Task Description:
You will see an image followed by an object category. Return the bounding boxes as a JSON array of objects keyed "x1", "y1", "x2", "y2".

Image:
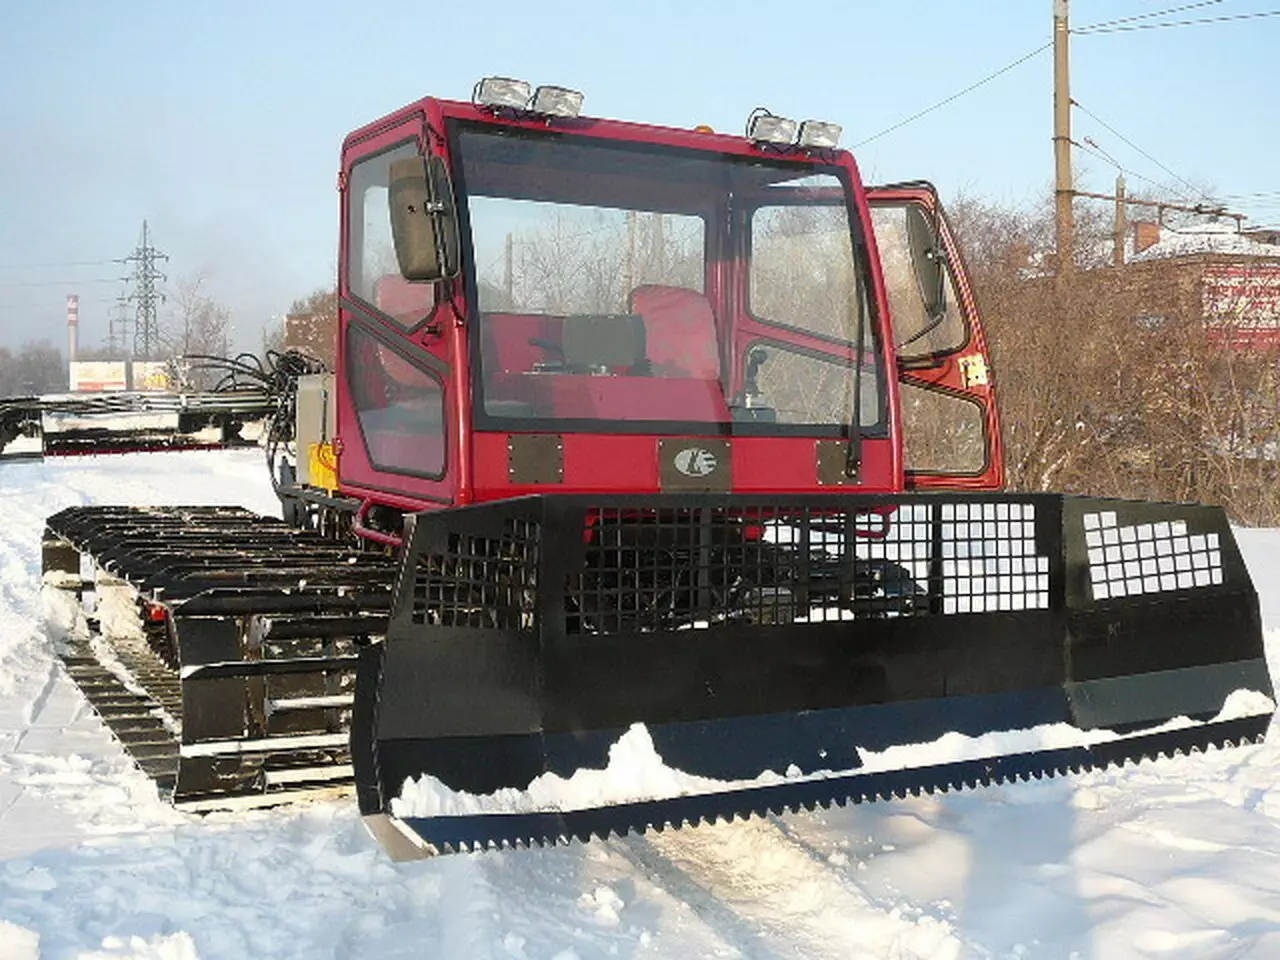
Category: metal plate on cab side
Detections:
[
  {"x1": 659, "y1": 438, "x2": 731, "y2": 491},
  {"x1": 508, "y1": 434, "x2": 564, "y2": 485},
  {"x1": 817, "y1": 439, "x2": 860, "y2": 485}
]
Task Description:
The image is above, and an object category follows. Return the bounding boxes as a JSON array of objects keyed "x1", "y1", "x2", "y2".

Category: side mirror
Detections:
[
  {"x1": 388, "y1": 156, "x2": 460, "y2": 283},
  {"x1": 389, "y1": 157, "x2": 440, "y2": 281},
  {"x1": 906, "y1": 205, "x2": 947, "y2": 321}
]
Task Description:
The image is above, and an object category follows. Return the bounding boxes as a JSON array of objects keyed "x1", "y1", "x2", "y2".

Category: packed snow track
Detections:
[{"x1": 2, "y1": 450, "x2": 1280, "y2": 958}]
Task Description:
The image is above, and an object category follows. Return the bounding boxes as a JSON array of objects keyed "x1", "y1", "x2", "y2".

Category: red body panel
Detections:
[{"x1": 471, "y1": 432, "x2": 897, "y2": 498}]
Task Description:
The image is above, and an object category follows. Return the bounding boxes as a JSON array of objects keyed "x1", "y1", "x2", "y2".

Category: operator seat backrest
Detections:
[
  {"x1": 561, "y1": 315, "x2": 647, "y2": 370},
  {"x1": 481, "y1": 313, "x2": 557, "y2": 373},
  {"x1": 629, "y1": 285, "x2": 720, "y2": 378},
  {"x1": 373, "y1": 274, "x2": 435, "y2": 328}
]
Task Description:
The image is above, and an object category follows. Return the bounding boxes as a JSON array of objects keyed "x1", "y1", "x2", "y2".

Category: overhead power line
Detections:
[
  {"x1": 0, "y1": 298, "x2": 118, "y2": 311},
  {"x1": 1079, "y1": 135, "x2": 1124, "y2": 172},
  {"x1": 1071, "y1": 99, "x2": 1210, "y2": 203},
  {"x1": 1076, "y1": 0, "x2": 1223, "y2": 33},
  {"x1": 1074, "y1": 139, "x2": 1197, "y2": 205},
  {"x1": 1073, "y1": 139, "x2": 1173, "y2": 194},
  {"x1": 1075, "y1": 137, "x2": 1198, "y2": 203},
  {"x1": 0, "y1": 277, "x2": 125, "y2": 288},
  {"x1": 0, "y1": 259, "x2": 120, "y2": 271},
  {"x1": 855, "y1": 42, "x2": 1052, "y2": 147},
  {"x1": 1075, "y1": 9, "x2": 1280, "y2": 34}
]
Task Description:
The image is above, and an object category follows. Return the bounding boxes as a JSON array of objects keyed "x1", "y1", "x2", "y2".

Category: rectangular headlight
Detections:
[
  {"x1": 531, "y1": 85, "x2": 584, "y2": 118},
  {"x1": 747, "y1": 113, "x2": 797, "y2": 146},
  {"x1": 475, "y1": 77, "x2": 531, "y2": 110},
  {"x1": 797, "y1": 120, "x2": 842, "y2": 149}
]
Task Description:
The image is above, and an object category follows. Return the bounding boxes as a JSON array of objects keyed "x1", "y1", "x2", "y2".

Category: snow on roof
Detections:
[{"x1": 1131, "y1": 222, "x2": 1280, "y2": 262}]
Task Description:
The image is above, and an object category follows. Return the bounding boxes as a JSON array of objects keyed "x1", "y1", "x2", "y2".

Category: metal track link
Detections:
[
  {"x1": 44, "y1": 504, "x2": 396, "y2": 810},
  {"x1": 58, "y1": 637, "x2": 180, "y2": 789}
]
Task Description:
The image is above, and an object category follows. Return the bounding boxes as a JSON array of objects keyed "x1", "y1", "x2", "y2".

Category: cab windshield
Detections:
[{"x1": 452, "y1": 122, "x2": 884, "y2": 436}]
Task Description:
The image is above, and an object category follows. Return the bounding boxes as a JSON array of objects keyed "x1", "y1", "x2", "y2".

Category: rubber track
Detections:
[
  {"x1": 400, "y1": 714, "x2": 1269, "y2": 854},
  {"x1": 45, "y1": 504, "x2": 395, "y2": 808}
]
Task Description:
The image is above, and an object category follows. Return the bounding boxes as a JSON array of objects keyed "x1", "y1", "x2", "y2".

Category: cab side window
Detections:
[
  {"x1": 346, "y1": 324, "x2": 446, "y2": 478},
  {"x1": 870, "y1": 205, "x2": 968, "y2": 360},
  {"x1": 348, "y1": 142, "x2": 437, "y2": 329}
]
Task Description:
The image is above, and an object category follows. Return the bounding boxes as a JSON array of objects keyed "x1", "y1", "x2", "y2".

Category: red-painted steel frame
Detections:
[{"x1": 333, "y1": 97, "x2": 1006, "y2": 521}]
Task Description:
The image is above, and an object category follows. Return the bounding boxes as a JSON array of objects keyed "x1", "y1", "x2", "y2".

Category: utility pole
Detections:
[
  {"x1": 1054, "y1": 0, "x2": 1074, "y2": 274},
  {"x1": 1113, "y1": 174, "x2": 1127, "y2": 268},
  {"x1": 122, "y1": 220, "x2": 168, "y2": 360}
]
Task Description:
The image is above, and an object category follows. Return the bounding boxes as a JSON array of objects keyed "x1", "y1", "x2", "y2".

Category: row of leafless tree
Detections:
[
  {"x1": 0, "y1": 341, "x2": 67, "y2": 396},
  {"x1": 950, "y1": 195, "x2": 1280, "y2": 525},
  {"x1": 76, "y1": 275, "x2": 233, "y2": 365}
]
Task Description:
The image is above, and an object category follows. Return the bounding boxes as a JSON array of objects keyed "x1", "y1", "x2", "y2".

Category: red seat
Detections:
[
  {"x1": 629, "y1": 285, "x2": 720, "y2": 379},
  {"x1": 481, "y1": 313, "x2": 558, "y2": 373},
  {"x1": 374, "y1": 274, "x2": 435, "y2": 327}
]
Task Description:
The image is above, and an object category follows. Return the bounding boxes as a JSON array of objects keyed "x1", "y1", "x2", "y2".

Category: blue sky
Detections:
[{"x1": 1, "y1": 0, "x2": 1277, "y2": 353}]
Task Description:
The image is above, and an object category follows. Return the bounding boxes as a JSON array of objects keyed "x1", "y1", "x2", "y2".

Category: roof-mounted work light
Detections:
[
  {"x1": 530, "y1": 85, "x2": 584, "y2": 118},
  {"x1": 746, "y1": 109, "x2": 797, "y2": 146},
  {"x1": 474, "y1": 77, "x2": 532, "y2": 110},
  {"x1": 797, "y1": 120, "x2": 843, "y2": 149}
]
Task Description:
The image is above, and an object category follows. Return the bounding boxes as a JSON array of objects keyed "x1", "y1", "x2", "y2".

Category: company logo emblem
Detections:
[{"x1": 673, "y1": 446, "x2": 718, "y2": 477}]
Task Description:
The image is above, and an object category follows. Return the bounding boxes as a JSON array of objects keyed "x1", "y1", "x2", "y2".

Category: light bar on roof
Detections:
[
  {"x1": 475, "y1": 77, "x2": 532, "y2": 110},
  {"x1": 797, "y1": 120, "x2": 842, "y2": 149},
  {"x1": 531, "y1": 85, "x2": 584, "y2": 118},
  {"x1": 746, "y1": 110, "x2": 797, "y2": 146}
]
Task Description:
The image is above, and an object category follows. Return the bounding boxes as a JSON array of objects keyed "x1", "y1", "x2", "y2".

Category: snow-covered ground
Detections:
[{"x1": 2, "y1": 449, "x2": 1280, "y2": 959}]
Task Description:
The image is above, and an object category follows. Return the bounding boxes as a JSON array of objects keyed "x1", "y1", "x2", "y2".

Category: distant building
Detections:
[{"x1": 1093, "y1": 221, "x2": 1280, "y2": 349}]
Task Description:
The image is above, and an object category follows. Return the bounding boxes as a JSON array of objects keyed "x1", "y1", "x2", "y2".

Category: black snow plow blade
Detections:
[{"x1": 353, "y1": 492, "x2": 1275, "y2": 859}]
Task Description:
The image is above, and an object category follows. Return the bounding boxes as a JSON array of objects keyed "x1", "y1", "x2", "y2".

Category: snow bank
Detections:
[
  {"x1": 1132, "y1": 221, "x2": 1280, "y2": 261},
  {"x1": 393, "y1": 724, "x2": 754, "y2": 819}
]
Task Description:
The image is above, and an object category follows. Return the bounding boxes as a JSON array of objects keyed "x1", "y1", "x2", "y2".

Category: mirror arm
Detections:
[
  {"x1": 897, "y1": 353, "x2": 946, "y2": 373},
  {"x1": 897, "y1": 307, "x2": 946, "y2": 352}
]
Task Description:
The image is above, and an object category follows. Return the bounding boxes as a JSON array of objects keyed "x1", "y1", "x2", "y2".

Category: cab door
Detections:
[
  {"x1": 867, "y1": 183, "x2": 1004, "y2": 490},
  {"x1": 338, "y1": 116, "x2": 459, "y2": 509}
]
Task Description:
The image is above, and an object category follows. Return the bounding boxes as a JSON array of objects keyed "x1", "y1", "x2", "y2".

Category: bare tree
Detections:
[
  {"x1": 0, "y1": 340, "x2": 67, "y2": 396},
  {"x1": 283, "y1": 287, "x2": 338, "y2": 367},
  {"x1": 261, "y1": 317, "x2": 286, "y2": 357},
  {"x1": 483, "y1": 208, "x2": 702, "y2": 316},
  {"x1": 165, "y1": 274, "x2": 232, "y2": 360},
  {"x1": 949, "y1": 190, "x2": 1280, "y2": 524}
]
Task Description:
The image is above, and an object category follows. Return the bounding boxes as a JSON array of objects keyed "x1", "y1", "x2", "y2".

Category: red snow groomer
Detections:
[{"x1": 42, "y1": 80, "x2": 1273, "y2": 858}]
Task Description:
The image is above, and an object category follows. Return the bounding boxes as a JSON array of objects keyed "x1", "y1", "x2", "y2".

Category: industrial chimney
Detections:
[{"x1": 66, "y1": 294, "x2": 79, "y2": 364}]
